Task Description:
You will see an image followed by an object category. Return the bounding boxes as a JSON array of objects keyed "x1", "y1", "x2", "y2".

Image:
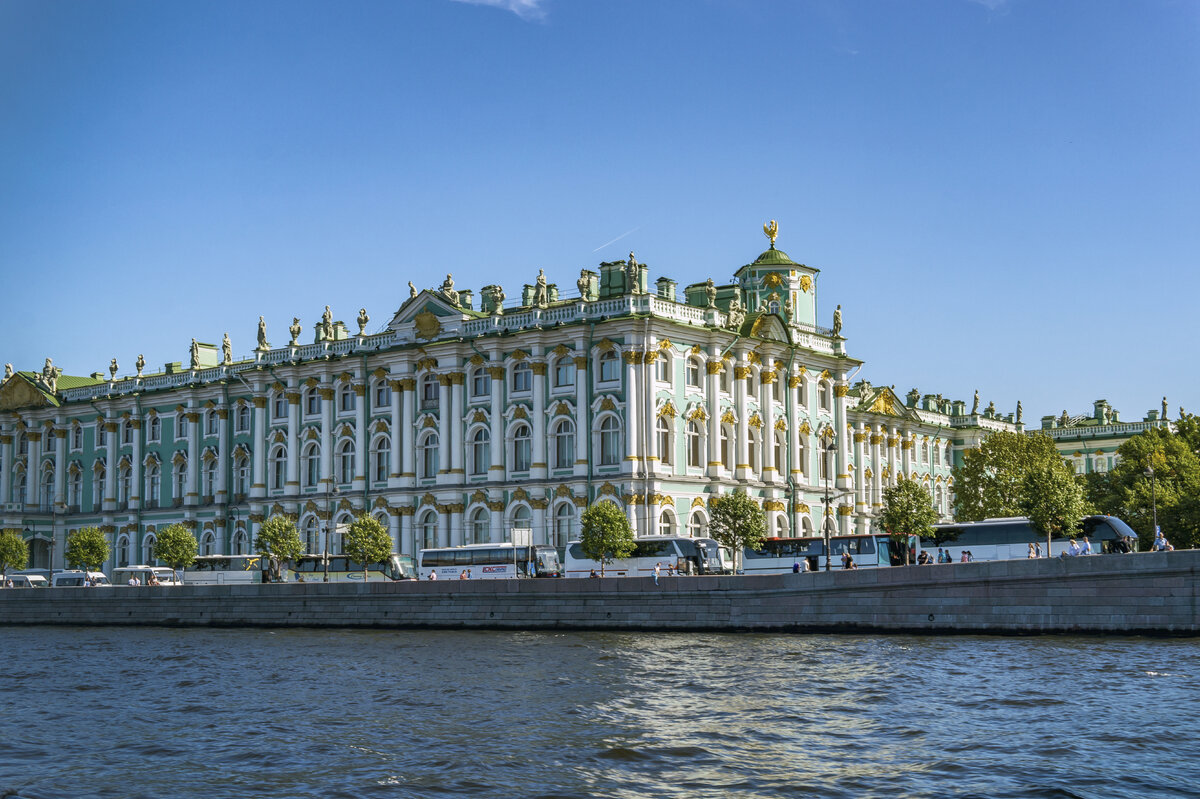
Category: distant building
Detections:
[
  {"x1": 0, "y1": 224, "x2": 1017, "y2": 572},
  {"x1": 1034, "y1": 398, "x2": 1175, "y2": 475}
]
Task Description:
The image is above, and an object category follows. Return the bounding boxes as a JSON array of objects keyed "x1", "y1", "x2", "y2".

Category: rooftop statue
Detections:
[
  {"x1": 1016, "y1": 400, "x2": 1023, "y2": 423},
  {"x1": 257, "y1": 316, "x2": 269, "y2": 350},
  {"x1": 109, "y1": 358, "x2": 118, "y2": 379},
  {"x1": 357, "y1": 308, "x2": 370, "y2": 336},
  {"x1": 408, "y1": 281, "x2": 417, "y2": 299},
  {"x1": 986, "y1": 400, "x2": 995, "y2": 416},
  {"x1": 440, "y1": 274, "x2": 460, "y2": 306},
  {"x1": 763, "y1": 219, "x2": 779, "y2": 247},
  {"x1": 833, "y1": 305, "x2": 842, "y2": 337},
  {"x1": 321, "y1": 305, "x2": 334, "y2": 341},
  {"x1": 576, "y1": 269, "x2": 592, "y2": 301},
  {"x1": 488, "y1": 284, "x2": 505, "y2": 315},
  {"x1": 626, "y1": 252, "x2": 639, "y2": 295},
  {"x1": 42, "y1": 358, "x2": 59, "y2": 394},
  {"x1": 726, "y1": 294, "x2": 745, "y2": 331},
  {"x1": 222, "y1": 333, "x2": 232, "y2": 365},
  {"x1": 1163, "y1": 396, "x2": 1169, "y2": 419},
  {"x1": 704, "y1": 278, "x2": 716, "y2": 308},
  {"x1": 289, "y1": 317, "x2": 302, "y2": 346},
  {"x1": 971, "y1": 390, "x2": 980, "y2": 415},
  {"x1": 533, "y1": 269, "x2": 549, "y2": 308},
  {"x1": 136, "y1": 354, "x2": 145, "y2": 378},
  {"x1": 189, "y1": 338, "x2": 200, "y2": 370},
  {"x1": 3, "y1": 363, "x2": 11, "y2": 380}
]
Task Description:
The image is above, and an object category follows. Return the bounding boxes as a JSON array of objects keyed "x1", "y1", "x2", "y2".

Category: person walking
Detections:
[
  {"x1": 1027, "y1": 543, "x2": 1037, "y2": 559},
  {"x1": 1080, "y1": 536, "x2": 1092, "y2": 555},
  {"x1": 653, "y1": 562, "x2": 661, "y2": 585},
  {"x1": 1152, "y1": 529, "x2": 1168, "y2": 551}
]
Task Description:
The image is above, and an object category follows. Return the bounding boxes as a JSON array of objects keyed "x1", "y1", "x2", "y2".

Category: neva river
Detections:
[{"x1": 0, "y1": 628, "x2": 1197, "y2": 799}]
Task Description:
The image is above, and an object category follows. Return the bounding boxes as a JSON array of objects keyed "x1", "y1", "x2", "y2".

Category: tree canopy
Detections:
[
  {"x1": 154, "y1": 524, "x2": 198, "y2": 581},
  {"x1": 952, "y1": 431, "x2": 1066, "y2": 521},
  {"x1": 708, "y1": 492, "x2": 766, "y2": 574},
  {"x1": 255, "y1": 514, "x2": 303, "y2": 582},
  {"x1": 0, "y1": 529, "x2": 28, "y2": 577},
  {"x1": 343, "y1": 514, "x2": 394, "y2": 581},
  {"x1": 1021, "y1": 460, "x2": 1089, "y2": 551},
  {"x1": 578, "y1": 502, "x2": 635, "y2": 576},
  {"x1": 880, "y1": 478, "x2": 939, "y2": 565},
  {"x1": 65, "y1": 527, "x2": 109, "y2": 571}
]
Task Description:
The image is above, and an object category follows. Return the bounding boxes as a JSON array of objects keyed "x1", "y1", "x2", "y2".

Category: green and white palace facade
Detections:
[{"x1": 0, "y1": 226, "x2": 1019, "y2": 571}]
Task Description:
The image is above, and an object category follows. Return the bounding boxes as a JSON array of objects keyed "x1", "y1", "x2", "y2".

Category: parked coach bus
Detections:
[
  {"x1": 183, "y1": 554, "x2": 266, "y2": 585},
  {"x1": 418, "y1": 543, "x2": 561, "y2": 580},
  {"x1": 930, "y1": 515, "x2": 1139, "y2": 561},
  {"x1": 563, "y1": 535, "x2": 729, "y2": 578},
  {"x1": 288, "y1": 554, "x2": 414, "y2": 582},
  {"x1": 742, "y1": 534, "x2": 896, "y2": 574}
]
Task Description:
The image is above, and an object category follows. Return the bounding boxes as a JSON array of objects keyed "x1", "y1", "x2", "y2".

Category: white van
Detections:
[
  {"x1": 4, "y1": 573, "x2": 49, "y2": 588},
  {"x1": 50, "y1": 570, "x2": 112, "y2": 587},
  {"x1": 111, "y1": 566, "x2": 181, "y2": 586}
]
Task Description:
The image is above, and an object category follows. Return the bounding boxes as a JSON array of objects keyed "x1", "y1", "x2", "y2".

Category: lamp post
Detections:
[
  {"x1": 324, "y1": 485, "x2": 339, "y2": 583},
  {"x1": 1144, "y1": 465, "x2": 1158, "y2": 538},
  {"x1": 822, "y1": 438, "x2": 836, "y2": 571}
]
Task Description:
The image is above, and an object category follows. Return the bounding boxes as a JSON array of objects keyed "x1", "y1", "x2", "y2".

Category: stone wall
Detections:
[{"x1": 2, "y1": 551, "x2": 1196, "y2": 634}]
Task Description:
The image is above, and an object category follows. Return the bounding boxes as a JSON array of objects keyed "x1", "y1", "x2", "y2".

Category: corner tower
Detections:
[{"x1": 733, "y1": 220, "x2": 820, "y2": 328}]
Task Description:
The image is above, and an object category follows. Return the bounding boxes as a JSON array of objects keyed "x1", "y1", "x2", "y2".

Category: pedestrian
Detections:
[
  {"x1": 842, "y1": 551, "x2": 853, "y2": 569},
  {"x1": 654, "y1": 562, "x2": 661, "y2": 585},
  {"x1": 792, "y1": 560, "x2": 801, "y2": 574},
  {"x1": 1035, "y1": 542, "x2": 1042, "y2": 558},
  {"x1": 666, "y1": 562, "x2": 675, "y2": 577},
  {"x1": 960, "y1": 551, "x2": 969, "y2": 563},
  {"x1": 428, "y1": 571, "x2": 437, "y2": 581},
  {"x1": 1080, "y1": 536, "x2": 1092, "y2": 555},
  {"x1": 466, "y1": 569, "x2": 472, "y2": 579},
  {"x1": 459, "y1": 569, "x2": 467, "y2": 580},
  {"x1": 1152, "y1": 530, "x2": 1167, "y2": 551},
  {"x1": 1027, "y1": 543, "x2": 1036, "y2": 559},
  {"x1": 589, "y1": 569, "x2": 598, "y2": 578},
  {"x1": 128, "y1": 575, "x2": 139, "y2": 586}
]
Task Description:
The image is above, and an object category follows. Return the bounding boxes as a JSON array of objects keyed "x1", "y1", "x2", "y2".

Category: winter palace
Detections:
[{"x1": 0, "y1": 224, "x2": 1021, "y2": 572}]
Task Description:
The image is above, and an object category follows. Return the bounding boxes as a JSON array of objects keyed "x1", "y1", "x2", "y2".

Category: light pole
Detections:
[
  {"x1": 1144, "y1": 465, "x2": 1158, "y2": 538},
  {"x1": 324, "y1": 485, "x2": 339, "y2": 583},
  {"x1": 823, "y1": 438, "x2": 836, "y2": 571}
]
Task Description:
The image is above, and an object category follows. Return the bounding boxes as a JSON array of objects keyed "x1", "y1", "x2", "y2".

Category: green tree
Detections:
[
  {"x1": 952, "y1": 431, "x2": 1064, "y2": 521},
  {"x1": 1020, "y1": 460, "x2": 1090, "y2": 554},
  {"x1": 344, "y1": 514, "x2": 394, "y2": 582},
  {"x1": 880, "y1": 478, "x2": 939, "y2": 565},
  {"x1": 154, "y1": 523, "x2": 198, "y2": 583},
  {"x1": 0, "y1": 529, "x2": 29, "y2": 577},
  {"x1": 255, "y1": 514, "x2": 303, "y2": 582},
  {"x1": 708, "y1": 492, "x2": 767, "y2": 574},
  {"x1": 65, "y1": 526, "x2": 110, "y2": 571},
  {"x1": 1085, "y1": 426, "x2": 1200, "y2": 549},
  {"x1": 578, "y1": 501, "x2": 635, "y2": 576}
]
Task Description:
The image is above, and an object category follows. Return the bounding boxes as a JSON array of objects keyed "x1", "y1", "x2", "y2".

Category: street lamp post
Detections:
[
  {"x1": 324, "y1": 485, "x2": 339, "y2": 583},
  {"x1": 823, "y1": 439, "x2": 836, "y2": 572},
  {"x1": 1144, "y1": 465, "x2": 1158, "y2": 537}
]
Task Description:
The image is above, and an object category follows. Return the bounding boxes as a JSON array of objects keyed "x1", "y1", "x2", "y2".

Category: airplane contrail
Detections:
[{"x1": 591, "y1": 226, "x2": 641, "y2": 252}]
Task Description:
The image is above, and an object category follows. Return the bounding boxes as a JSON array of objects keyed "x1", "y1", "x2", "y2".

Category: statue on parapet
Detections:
[
  {"x1": 704, "y1": 278, "x2": 716, "y2": 309},
  {"x1": 725, "y1": 294, "x2": 745, "y2": 331},
  {"x1": 289, "y1": 318, "x2": 301, "y2": 346},
  {"x1": 222, "y1": 333, "x2": 232, "y2": 365},
  {"x1": 3, "y1": 363, "x2": 11, "y2": 380},
  {"x1": 1016, "y1": 400, "x2": 1023, "y2": 423},
  {"x1": 136, "y1": 354, "x2": 145, "y2": 378},
  {"x1": 41, "y1": 358, "x2": 59, "y2": 394},
  {"x1": 1163, "y1": 396, "x2": 1169, "y2": 419},
  {"x1": 321, "y1": 305, "x2": 334, "y2": 341},
  {"x1": 257, "y1": 316, "x2": 270, "y2": 350},
  {"x1": 440, "y1": 274, "x2": 460, "y2": 306},
  {"x1": 971, "y1": 390, "x2": 980, "y2": 415},
  {"x1": 487, "y1": 284, "x2": 505, "y2": 315},
  {"x1": 532, "y1": 269, "x2": 549, "y2": 308},
  {"x1": 832, "y1": 305, "x2": 843, "y2": 337},
  {"x1": 408, "y1": 281, "x2": 417, "y2": 299},
  {"x1": 189, "y1": 339, "x2": 200, "y2": 370},
  {"x1": 357, "y1": 308, "x2": 370, "y2": 336},
  {"x1": 576, "y1": 270, "x2": 592, "y2": 301},
  {"x1": 109, "y1": 358, "x2": 118, "y2": 380},
  {"x1": 626, "y1": 252, "x2": 639, "y2": 295}
]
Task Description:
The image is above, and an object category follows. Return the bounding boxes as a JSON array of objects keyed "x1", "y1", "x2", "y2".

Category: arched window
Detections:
[
  {"x1": 336, "y1": 440, "x2": 354, "y2": 484},
  {"x1": 303, "y1": 516, "x2": 320, "y2": 553},
  {"x1": 117, "y1": 466, "x2": 130, "y2": 504},
  {"x1": 509, "y1": 505, "x2": 532, "y2": 544},
  {"x1": 802, "y1": 516, "x2": 814, "y2": 535},
  {"x1": 144, "y1": 464, "x2": 159, "y2": 508},
  {"x1": 418, "y1": 433, "x2": 439, "y2": 479},
  {"x1": 471, "y1": 367, "x2": 491, "y2": 398},
  {"x1": 921, "y1": 441, "x2": 929, "y2": 463},
  {"x1": 116, "y1": 535, "x2": 131, "y2": 568},
  {"x1": 233, "y1": 456, "x2": 249, "y2": 497},
  {"x1": 686, "y1": 421, "x2": 702, "y2": 468},
  {"x1": 231, "y1": 527, "x2": 248, "y2": 556},
  {"x1": 175, "y1": 415, "x2": 187, "y2": 439},
  {"x1": 511, "y1": 423, "x2": 532, "y2": 472},
  {"x1": 236, "y1": 405, "x2": 250, "y2": 432},
  {"x1": 203, "y1": 460, "x2": 216, "y2": 498},
  {"x1": 421, "y1": 375, "x2": 439, "y2": 409},
  {"x1": 173, "y1": 460, "x2": 188, "y2": 502},
  {"x1": 123, "y1": 420, "x2": 134, "y2": 444},
  {"x1": 41, "y1": 470, "x2": 55, "y2": 511},
  {"x1": 143, "y1": 534, "x2": 158, "y2": 566},
  {"x1": 71, "y1": 425, "x2": 83, "y2": 449},
  {"x1": 470, "y1": 507, "x2": 489, "y2": 545},
  {"x1": 933, "y1": 443, "x2": 941, "y2": 466},
  {"x1": 374, "y1": 380, "x2": 391, "y2": 408},
  {"x1": 774, "y1": 438, "x2": 784, "y2": 474},
  {"x1": 206, "y1": 410, "x2": 219, "y2": 436},
  {"x1": 818, "y1": 381, "x2": 831, "y2": 411},
  {"x1": 720, "y1": 424, "x2": 732, "y2": 471},
  {"x1": 656, "y1": 353, "x2": 671, "y2": 384},
  {"x1": 775, "y1": 515, "x2": 789, "y2": 537},
  {"x1": 149, "y1": 416, "x2": 161, "y2": 441},
  {"x1": 552, "y1": 419, "x2": 574, "y2": 470},
  {"x1": 719, "y1": 366, "x2": 730, "y2": 394},
  {"x1": 419, "y1": 510, "x2": 438, "y2": 550},
  {"x1": 305, "y1": 388, "x2": 321, "y2": 416},
  {"x1": 303, "y1": 443, "x2": 320, "y2": 488},
  {"x1": 554, "y1": 357, "x2": 575, "y2": 389},
  {"x1": 598, "y1": 416, "x2": 620, "y2": 466},
  {"x1": 17, "y1": 434, "x2": 27, "y2": 455},
  {"x1": 469, "y1": 428, "x2": 490, "y2": 476},
  {"x1": 339, "y1": 384, "x2": 356, "y2": 413},
  {"x1": 273, "y1": 393, "x2": 287, "y2": 419},
  {"x1": 200, "y1": 531, "x2": 216, "y2": 557},
  {"x1": 511, "y1": 362, "x2": 532, "y2": 394},
  {"x1": 796, "y1": 377, "x2": 808, "y2": 407},
  {"x1": 659, "y1": 508, "x2": 676, "y2": 537},
  {"x1": 69, "y1": 469, "x2": 83, "y2": 509},
  {"x1": 819, "y1": 443, "x2": 832, "y2": 482},
  {"x1": 372, "y1": 436, "x2": 390, "y2": 482},
  {"x1": 10, "y1": 471, "x2": 24, "y2": 507},
  {"x1": 598, "y1": 350, "x2": 619, "y2": 383},
  {"x1": 772, "y1": 376, "x2": 784, "y2": 403},
  {"x1": 271, "y1": 447, "x2": 286, "y2": 491},
  {"x1": 656, "y1": 417, "x2": 672, "y2": 466},
  {"x1": 90, "y1": 466, "x2": 102, "y2": 510},
  {"x1": 748, "y1": 430, "x2": 759, "y2": 476},
  {"x1": 688, "y1": 511, "x2": 707, "y2": 538},
  {"x1": 797, "y1": 439, "x2": 808, "y2": 477},
  {"x1": 553, "y1": 504, "x2": 575, "y2": 550},
  {"x1": 686, "y1": 358, "x2": 702, "y2": 388}
]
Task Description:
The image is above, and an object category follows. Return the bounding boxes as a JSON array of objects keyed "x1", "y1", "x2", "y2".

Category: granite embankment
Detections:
[{"x1": 2, "y1": 550, "x2": 1196, "y2": 634}]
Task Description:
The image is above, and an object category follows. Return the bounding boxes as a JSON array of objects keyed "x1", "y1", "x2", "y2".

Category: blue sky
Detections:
[{"x1": 1, "y1": 0, "x2": 1197, "y2": 424}]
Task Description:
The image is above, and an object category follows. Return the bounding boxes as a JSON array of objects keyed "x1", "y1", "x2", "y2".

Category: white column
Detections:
[
  {"x1": 644, "y1": 353, "x2": 659, "y2": 473},
  {"x1": 573, "y1": 355, "x2": 589, "y2": 477},
  {"x1": 388, "y1": 378, "x2": 403, "y2": 487},
  {"x1": 489, "y1": 500, "x2": 504, "y2": 543},
  {"x1": 436, "y1": 375, "x2": 451, "y2": 483},
  {"x1": 734, "y1": 360, "x2": 749, "y2": 480},
  {"x1": 251, "y1": 396, "x2": 267, "y2": 498},
  {"x1": 54, "y1": 429, "x2": 67, "y2": 508},
  {"x1": 186, "y1": 409, "x2": 200, "y2": 505},
  {"x1": 788, "y1": 372, "x2": 801, "y2": 485},
  {"x1": 707, "y1": 352, "x2": 721, "y2": 479},
  {"x1": 488, "y1": 366, "x2": 505, "y2": 480},
  {"x1": 27, "y1": 432, "x2": 42, "y2": 507},
  {"x1": 834, "y1": 382, "x2": 851, "y2": 534},
  {"x1": 285, "y1": 390, "x2": 300, "y2": 493},
  {"x1": 215, "y1": 408, "x2": 229, "y2": 504},
  {"x1": 450, "y1": 505, "x2": 463, "y2": 547},
  {"x1": 530, "y1": 363, "x2": 547, "y2": 479},
  {"x1": 400, "y1": 377, "x2": 416, "y2": 485},
  {"x1": 450, "y1": 373, "x2": 465, "y2": 479},
  {"x1": 901, "y1": 429, "x2": 912, "y2": 482},
  {"x1": 0, "y1": 430, "x2": 12, "y2": 505},
  {"x1": 623, "y1": 350, "x2": 639, "y2": 475},
  {"x1": 761, "y1": 376, "x2": 776, "y2": 484},
  {"x1": 388, "y1": 511, "x2": 401, "y2": 555},
  {"x1": 104, "y1": 421, "x2": 118, "y2": 510},
  {"x1": 398, "y1": 510, "x2": 412, "y2": 558},
  {"x1": 320, "y1": 385, "x2": 334, "y2": 488},
  {"x1": 870, "y1": 427, "x2": 883, "y2": 517},
  {"x1": 854, "y1": 424, "x2": 867, "y2": 533},
  {"x1": 353, "y1": 383, "x2": 367, "y2": 490},
  {"x1": 129, "y1": 420, "x2": 142, "y2": 509}
]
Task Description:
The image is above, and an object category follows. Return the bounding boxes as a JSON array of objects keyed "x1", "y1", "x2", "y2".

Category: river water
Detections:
[{"x1": 0, "y1": 628, "x2": 1197, "y2": 798}]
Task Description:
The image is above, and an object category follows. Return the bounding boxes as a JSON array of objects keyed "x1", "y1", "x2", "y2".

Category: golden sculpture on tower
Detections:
[{"x1": 763, "y1": 219, "x2": 779, "y2": 247}]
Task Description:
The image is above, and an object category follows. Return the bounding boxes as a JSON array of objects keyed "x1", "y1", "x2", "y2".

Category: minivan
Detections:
[{"x1": 50, "y1": 570, "x2": 112, "y2": 587}]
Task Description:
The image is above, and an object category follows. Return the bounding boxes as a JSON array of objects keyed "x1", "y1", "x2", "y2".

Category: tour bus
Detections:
[
  {"x1": 563, "y1": 535, "x2": 729, "y2": 578},
  {"x1": 741, "y1": 534, "x2": 895, "y2": 575},
  {"x1": 183, "y1": 554, "x2": 267, "y2": 585},
  {"x1": 928, "y1": 515, "x2": 1139, "y2": 561},
  {"x1": 112, "y1": 566, "x2": 181, "y2": 586},
  {"x1": 418, "y1": 543, "x2": 561, "y2": 580},
  {"x1": 288, "y1": 553, "x2": 413, "y2": 582}
]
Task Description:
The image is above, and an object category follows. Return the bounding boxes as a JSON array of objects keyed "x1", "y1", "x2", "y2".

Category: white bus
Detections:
[
  {"x1": 741, "y1": 534, "x2": 895, "y2": 575},
  {"x1": 112, "y1": 566, "x2": 180, "y2": 586},
  {"x1": 418, "y1": 543, "x2": 561, "y2": 580},
  {"x1": 563, "y1": 535, "x2": 729, "y2": 578},
  {"x1": 929, "y1": 515, "x2": 1139, "y2": 561},
  {"x1": 288, "y1": 553, "x2": 413, "y2": 582},
  {"x1": 183, "y1": 555, "x2": 266, "y2": 585}
]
